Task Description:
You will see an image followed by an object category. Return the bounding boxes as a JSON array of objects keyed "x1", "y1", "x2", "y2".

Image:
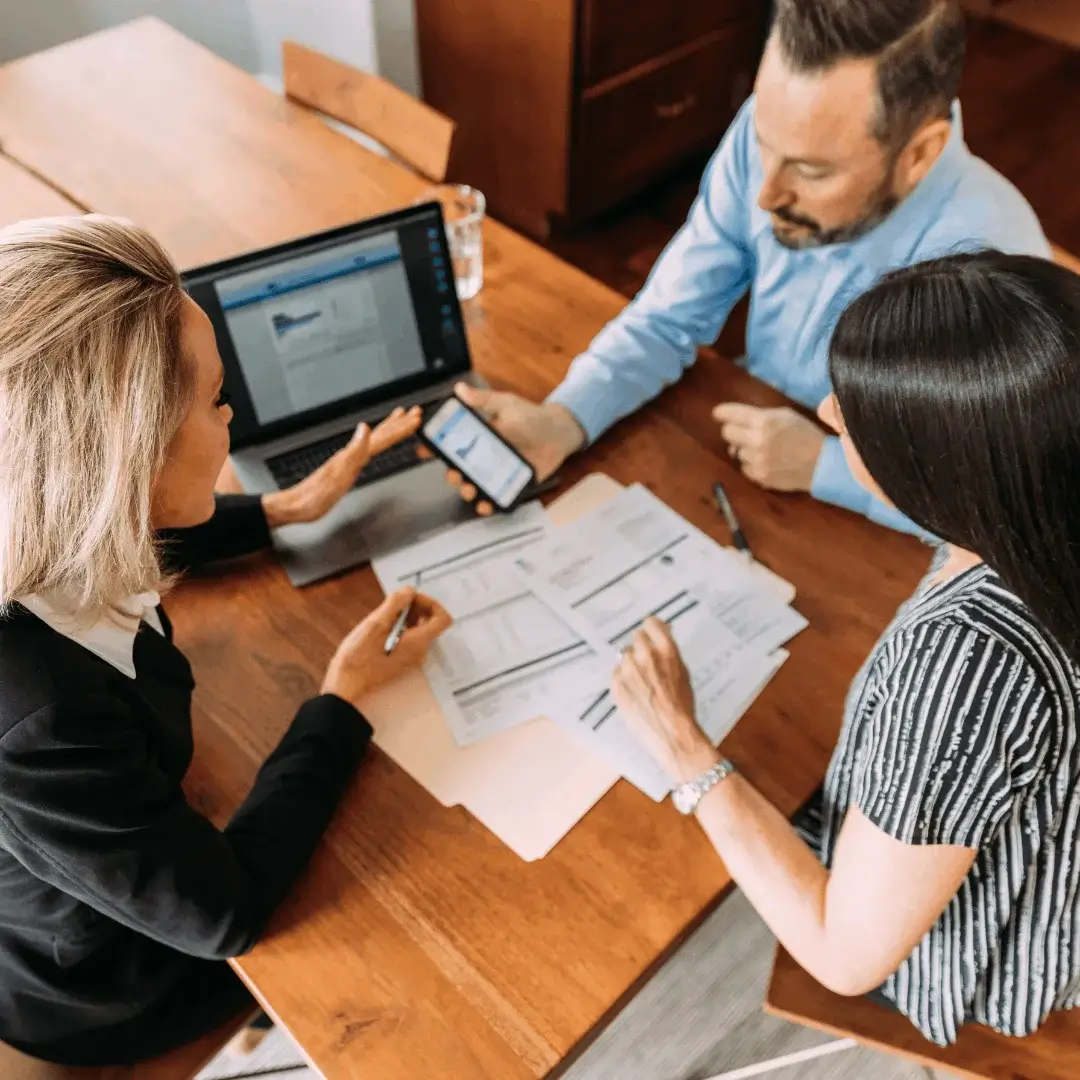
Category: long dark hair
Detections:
[{"x1": 829, "y1": 251, "x2": 1080, "y2": 658}]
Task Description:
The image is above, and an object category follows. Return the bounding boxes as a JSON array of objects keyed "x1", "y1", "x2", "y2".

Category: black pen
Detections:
[{"x1": 713, "y1": 482, "x2": 753, "y2": 559}]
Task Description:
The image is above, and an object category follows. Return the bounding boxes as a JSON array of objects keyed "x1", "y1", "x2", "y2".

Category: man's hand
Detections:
[
  {"x1": 712, "y1": 404, "x2": 827, "y2": 493},
  {"x1": 426, "y1": 383, "x2": 586, "y2": 516},
  {"x1": 262, "y1": 406, "x2": 422, "y2": 528}
]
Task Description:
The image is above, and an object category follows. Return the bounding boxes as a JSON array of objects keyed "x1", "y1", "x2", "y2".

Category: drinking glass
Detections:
[{"x1": 416, "y1": 184, "x2": 486, "y2": 300}]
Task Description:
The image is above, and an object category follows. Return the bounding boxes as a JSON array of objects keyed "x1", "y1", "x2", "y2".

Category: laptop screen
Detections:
[
  {"x1": 214, "y1": 231, "x2": 427, "y2": 426},
  {"x1": 183, "y1": 203, "x2": 471, "y2": 449}
]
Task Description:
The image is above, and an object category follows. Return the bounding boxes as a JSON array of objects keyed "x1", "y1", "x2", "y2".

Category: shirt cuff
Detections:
[{"x1": 546, "y1": 363, "x2": 618, "y2": 445}]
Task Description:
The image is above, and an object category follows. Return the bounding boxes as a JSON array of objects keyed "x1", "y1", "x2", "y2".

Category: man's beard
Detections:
[{"x1": 771, "y1": 181, "x2": 899, "y2": 251}]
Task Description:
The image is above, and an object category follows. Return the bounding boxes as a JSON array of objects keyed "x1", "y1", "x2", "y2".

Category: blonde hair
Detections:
[{"x1": 0, "y1": 215, "x2": 195, "y2": 621}]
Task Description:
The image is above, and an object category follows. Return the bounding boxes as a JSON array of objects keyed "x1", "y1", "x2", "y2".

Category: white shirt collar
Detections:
[{"x1": 20, "y1": 591, "x2": 165, "y2": 678}]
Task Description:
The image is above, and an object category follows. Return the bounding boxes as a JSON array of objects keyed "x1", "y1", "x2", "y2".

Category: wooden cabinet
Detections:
[{"x1": 416, "y1": 0, "x2": 769, "y2": 238}]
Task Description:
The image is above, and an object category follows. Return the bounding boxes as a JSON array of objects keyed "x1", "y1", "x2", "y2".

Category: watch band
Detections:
[{"x1": 671, "y1": 758, "x2": 736, "y2": 815}]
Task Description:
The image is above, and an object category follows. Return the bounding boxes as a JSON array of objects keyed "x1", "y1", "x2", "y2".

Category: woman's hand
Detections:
[
  {"x1": 262, "y1": 406, "x2": 423, "y2": 528},
  {"x1": 322, "y1": 587, "x2": 452, "y2": 710},
  {"x1": 611, "y1": 617, "x2": 721, "y2": 784}
]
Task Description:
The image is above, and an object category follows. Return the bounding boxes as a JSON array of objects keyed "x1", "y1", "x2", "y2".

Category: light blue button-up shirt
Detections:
[{"x1": 548, "y1": 99, "x2": 1049, "y2": 534}]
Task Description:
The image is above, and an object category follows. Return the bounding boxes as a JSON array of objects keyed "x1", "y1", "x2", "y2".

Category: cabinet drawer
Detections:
[
  {"x1": 582, "y1": 0, "x2": 751, "y2": 87},
  {"x1": 572, "y1": 25, "x2": 757, "y2": 219}
]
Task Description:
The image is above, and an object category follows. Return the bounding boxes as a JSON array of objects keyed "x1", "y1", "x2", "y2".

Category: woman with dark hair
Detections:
[{"x1": 610, "y1": 251, "x2": 1080, "y2": 1046}]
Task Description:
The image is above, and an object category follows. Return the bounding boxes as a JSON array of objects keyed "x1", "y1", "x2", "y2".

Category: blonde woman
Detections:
[{"x1": 0, "y1": 216, "x2": 451, "y2": 1066}]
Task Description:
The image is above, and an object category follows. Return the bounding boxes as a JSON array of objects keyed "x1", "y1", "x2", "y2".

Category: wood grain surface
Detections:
[
  {"x1": 282, "y1": 40, "x2": 456, "y2": 183},
  {"x1": 766, "y1": 945, "x2": 1080, "y2": 1080},
  {"x1": 0, "y1": 20, "x2": 930, "y2": 1079},
  {"x1": 0, "y1": 155, "x2": 82, "y2": 225}
]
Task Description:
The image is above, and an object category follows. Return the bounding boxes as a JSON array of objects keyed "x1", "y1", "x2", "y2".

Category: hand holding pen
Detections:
[{"x1": 321, "y1": 584, "x2": 452, "y2": 711}]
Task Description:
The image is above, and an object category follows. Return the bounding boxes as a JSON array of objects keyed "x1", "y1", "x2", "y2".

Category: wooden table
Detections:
[
  {"x1": 0, "y1": 19, "x2": 929, "y2": 1079},
  {"x1": 0, "y1": 155, "x2": 81, "y2": 225}
]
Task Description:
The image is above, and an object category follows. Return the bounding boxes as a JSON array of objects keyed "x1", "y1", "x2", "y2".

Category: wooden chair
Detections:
[
  {"x1": 0, "y1": 1010, "x2": 255, "y2": 1080},
  {"x1": 282, "y1": 40, "x2": 456, "y2": 183},
  {"x1": 700, "y1": 945, "x2": 1080, "y2": 1080},
  {"x1": 1052, "y1": 241, "x2": 1080, "y2": 276}
]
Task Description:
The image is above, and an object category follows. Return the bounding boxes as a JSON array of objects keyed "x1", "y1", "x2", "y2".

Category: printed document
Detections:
[
  {"x1": 514, "y1": 484, "x2": 807, "y2": 798},
  {"x1": 372, "y1": 504, "x2": 606, "y2": 746}
]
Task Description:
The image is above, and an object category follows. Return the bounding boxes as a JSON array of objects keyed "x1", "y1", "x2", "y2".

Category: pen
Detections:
[
  {"x1": 384, "y1": 572, "x2": 421, "y2": 654},
  {"x1": 713, "y1": 482, "x2": 753, "y2": 559}
]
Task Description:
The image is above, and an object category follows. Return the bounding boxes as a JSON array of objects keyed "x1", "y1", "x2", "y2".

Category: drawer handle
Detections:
[{"x1": 654, "y1": 94, "x2": 698, "y2": 120}]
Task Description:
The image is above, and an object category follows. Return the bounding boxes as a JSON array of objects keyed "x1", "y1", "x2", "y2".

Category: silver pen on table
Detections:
[
  {"x1": 383, "y1": 571, "x2": 421, "y2": 654},
  {"x1": 712, "y1": 482, "x2": 753, "y2": 559}
]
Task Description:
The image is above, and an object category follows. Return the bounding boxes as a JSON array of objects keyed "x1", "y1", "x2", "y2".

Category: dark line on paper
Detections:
[{"x1": 571, "y1": 533, "x2": 689, "y2": 609}]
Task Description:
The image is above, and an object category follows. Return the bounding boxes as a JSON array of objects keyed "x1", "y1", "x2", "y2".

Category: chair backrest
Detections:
[
  {"x1": 0, "y1": 1008, "x2": 253, "y2": 1080},
  {"x1": 1051, "y1": 241, "x2": 1080, "y2": 276},
  {"x1": 282, "y1": 40, "x2": 456, "y2": 183},
  {"x1": 764, "y1": 945, "x2": 1080, "y2": 1080}
]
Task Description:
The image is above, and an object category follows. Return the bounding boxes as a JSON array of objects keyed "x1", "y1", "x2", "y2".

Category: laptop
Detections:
[{"x1": 183, "y1": 203, "x2": 480, "y2": 586}]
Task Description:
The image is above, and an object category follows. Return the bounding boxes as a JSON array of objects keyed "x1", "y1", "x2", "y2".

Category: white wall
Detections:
[
  {"x1": 372, "y1": 0, "x2": 420, "y2": 96},
  {"x1": 0, "y1": 0, "x2": 261, "y2": 70},
  {"x1": 0, "y1": 0, "x2": 419, "y2": 91},
  {"x1": 248, "y1": 0, "x2": 377, "y2": 80}
]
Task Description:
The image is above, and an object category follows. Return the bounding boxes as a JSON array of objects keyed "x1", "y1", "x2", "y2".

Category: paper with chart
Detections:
[
  {"x1": 371, "y1": 503, "x2": 608, "y2": 747},
  {"x1": 514, "y1": 484, "x2": 807, "y2": 799}
]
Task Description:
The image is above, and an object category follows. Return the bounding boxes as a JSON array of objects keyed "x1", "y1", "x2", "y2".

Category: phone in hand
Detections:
[{"x1": 421, "y1": 394, "x2": 536, "y2": 511}]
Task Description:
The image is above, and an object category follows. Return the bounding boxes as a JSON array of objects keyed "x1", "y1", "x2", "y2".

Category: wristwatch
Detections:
[{"x1": 671, "y1": 758, "x2": 737, "y2": 815}]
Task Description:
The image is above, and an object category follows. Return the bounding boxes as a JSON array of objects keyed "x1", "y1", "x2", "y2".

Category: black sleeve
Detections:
[
  {"x1": 0, "y1": 692, "x2": 371, "y2": 959},
  {"x1": 157, "y1": 494, "x2": 272, "y2": 572}
]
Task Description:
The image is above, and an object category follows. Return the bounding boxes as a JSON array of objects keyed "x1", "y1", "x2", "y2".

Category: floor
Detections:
[
  {"x1": 196, "y1": 1026, "x2": 310, "y2": 1080},
  {"x1": 559, "y1": 892, "x2": 942, "y2": 1080},
  {"x1": 197, "y1": 17, "x2": 1074, "y2": 1080}
]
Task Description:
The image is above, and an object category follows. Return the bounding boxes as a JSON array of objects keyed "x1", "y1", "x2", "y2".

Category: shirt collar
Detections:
[{"x1": 20, "y1": 590, "x2": 163, "y2": 679}]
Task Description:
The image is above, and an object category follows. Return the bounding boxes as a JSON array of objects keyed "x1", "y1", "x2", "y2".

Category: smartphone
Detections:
[{"x1": 421, "y1": 395, "x2": 536, "y2": 511}]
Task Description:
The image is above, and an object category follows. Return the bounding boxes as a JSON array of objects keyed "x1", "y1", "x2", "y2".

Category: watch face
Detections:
[{"x1": 672, "y1": 785, "x2": 696, "y2": 815}]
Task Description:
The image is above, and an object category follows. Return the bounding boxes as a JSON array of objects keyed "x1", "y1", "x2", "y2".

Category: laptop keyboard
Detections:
[{"x1": 266, "y1": 427, "x2": 422, "y2": 491}]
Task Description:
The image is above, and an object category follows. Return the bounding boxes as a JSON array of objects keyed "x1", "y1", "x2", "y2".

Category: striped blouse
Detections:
[{"x1": 818, "y1": 553, "x2": 1080, "y2": 1046}]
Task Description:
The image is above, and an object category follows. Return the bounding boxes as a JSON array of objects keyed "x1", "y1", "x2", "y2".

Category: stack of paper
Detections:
[
  {"x1": 372, "y1": 480, "x2": 806, "y2": 808},
  {"x1": 371, "y1": 503, "x2": 599, "y2": 745},
  {"x1": 512, "y1": 484, "x2": 806, "y2": 799}
]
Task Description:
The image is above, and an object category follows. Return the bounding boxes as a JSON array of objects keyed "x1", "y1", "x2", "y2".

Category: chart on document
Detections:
[{"x1": 372, "y1": 505, "x2": 607, "y2": 747}]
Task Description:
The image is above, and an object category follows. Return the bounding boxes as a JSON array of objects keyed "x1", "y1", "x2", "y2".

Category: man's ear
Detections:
[{"x1": 894, "y1": 117, "x2": 951, "y2": 197}]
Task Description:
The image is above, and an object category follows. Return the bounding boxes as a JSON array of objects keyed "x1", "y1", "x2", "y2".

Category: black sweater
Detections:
[{"x1": 0, "y1": 496, "x2": 371, "y2": 1050}]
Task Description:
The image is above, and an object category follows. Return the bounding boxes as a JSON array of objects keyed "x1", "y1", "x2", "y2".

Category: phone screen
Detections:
[{"x1": 424, "y1": 398, "x2": 533, "y2": 509}]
